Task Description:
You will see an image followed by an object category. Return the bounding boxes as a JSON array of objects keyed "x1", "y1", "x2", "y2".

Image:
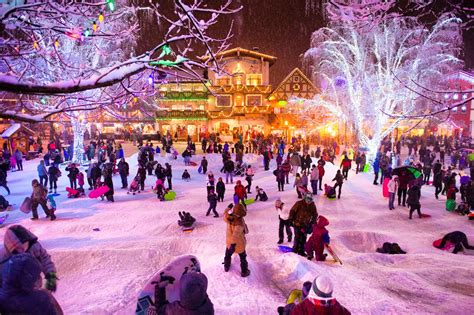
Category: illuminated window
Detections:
[
  {"x1": 246, "y1": 74, "x2": 262, "y2": 86},
  {"x1": 216, "y1": 77, "x2": 231, "y2": 86},
  {"x1": 246, "y1": 95, "x2": 262, "y2": 106},
  {"x1": 234, "y1": 74, "x2": 243, "y2": 86},
  {"x1": 216, "y1": 95, "x2": 232, "y2": 107}
]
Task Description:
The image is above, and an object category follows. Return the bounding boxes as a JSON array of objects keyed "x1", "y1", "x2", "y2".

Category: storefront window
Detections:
[{"x1": 217, "y1": 95, "x2": 232, "y2": 107}]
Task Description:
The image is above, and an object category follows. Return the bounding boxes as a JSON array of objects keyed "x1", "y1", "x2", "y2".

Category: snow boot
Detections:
[
  {"x1": 239, "y1": 252, "x2": 250, "y2": 277},
  {"x1": 224, "y1": 249, "x2": 232, "y2": 272}
]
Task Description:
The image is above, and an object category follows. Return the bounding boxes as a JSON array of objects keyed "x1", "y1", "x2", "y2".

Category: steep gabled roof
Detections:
[
  {"x1": 268, "y1": 68, "x2": 318, "y2": 101},
  {"x1": 204, "y1": 47, "x2": 277, "y2": 66}
]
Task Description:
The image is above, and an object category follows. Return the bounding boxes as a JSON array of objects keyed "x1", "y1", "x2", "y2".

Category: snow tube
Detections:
[
  {"x1": 432, "y1": 239, "x2": 454, "y2": 251},
  {"x1": 363, "y1": 164, "x2": 369, "y2": 173},
  {"x1": 446, "y1": 199, "x2": 456, "y2": 212},
  {"x1": 382, "y1": 178, "x2": 390, "y2": 198},
  {"x1": 164, "y1": 190, "x2": 176, "y2": 201}
]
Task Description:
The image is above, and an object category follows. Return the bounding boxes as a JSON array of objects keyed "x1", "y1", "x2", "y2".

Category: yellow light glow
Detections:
[{"x1": 284, "y1": 120, "x2": 288, "y2": 126}]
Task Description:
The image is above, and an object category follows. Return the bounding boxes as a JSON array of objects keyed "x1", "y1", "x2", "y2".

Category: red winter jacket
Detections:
[
  {"x1": 304, "y1": 216, "x2": 329, "y2": 261},
  {"x1": 234, "y1": 183, "x2": 247, "y2": 198},
  {"x1": 291, "y1": 298, "x2": 351, "y2": 315},
  {"x1": 318, "y1": 165, "x2": 325, "y2": 178}
]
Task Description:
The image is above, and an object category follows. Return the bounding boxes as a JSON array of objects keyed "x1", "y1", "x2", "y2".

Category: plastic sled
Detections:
[
  {"x1": 189, "y1": 161, "x2": 197, "y2": 166},
  {"x1": 382, "y1": 178, "x2": 390, "y2": 198},
  {"x1": 433, "y1": 239, "x2": 454, "y2": 251},
  {"x1": 89, "y1": 186, "x2": 110, "y2": 198},
  {"x1": 0, "y1": 214, "x2": 9, "y2": 227},
  {"x1": 446, "y1": 199, "x2": 456, "y2": 212},
  {"x1": 278, "y1": 245, "x2": 293, "y2": 253},
  {"x1": 244, "y1": 198, "x2": 255, "y2": 205},
  {"x1": 420, "y1": 213, "x2": 431, "y2": 218},
  {"x1": 164, "y1": 190, "x2": 176, "y2": 201},
  {"x1": 20, "y1": 197, "x2": 32, "y2": 214}
]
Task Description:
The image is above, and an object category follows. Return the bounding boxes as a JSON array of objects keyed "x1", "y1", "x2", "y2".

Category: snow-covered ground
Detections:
[{"x1": 1, "y1": 150, "x2": 474, "y2": 314}]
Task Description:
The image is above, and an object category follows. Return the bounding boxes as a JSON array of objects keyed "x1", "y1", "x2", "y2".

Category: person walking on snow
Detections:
[
  {"x1": 407, "y1": 183, "x2": 422, "y2": 219},
  {"x1": 310, "y1": 165, "x2": 319, "y2": 195},
  {"x1": 47, "y1": 164, "x2": 60, "y2": 194},
  {"x1": 340, "y1": 155, "x2": 351, "y2": 180},
  {"x1": 200, "y1": 156, "x2": 208, "y2": 174},
  {"x1": 305, "y1": 215, "x2": 330, "y2": 261},
  {"x1": 276, "y1": 199, "x2": 292, "y2": 244},
  {"x1": 223, "y1": 203, "x2": 250, "y2": 277},
  {"x1": 117, "y1": 158, "x2": 129, "y2": 189},
  {"x1": 37, "y1": 160, "x2": 48, "y2": 187},
  {"x1": 30, "y1": 179, "x2": 56, "y2": 221},
  {"x1": 234, "y1": 180, "x2": 247, "y2": 209},
  {"x1": 294, "y1": 173, "x2": 304, "y2": 199},
  {"x1": 317, "y1": 159, "x2": 325, "y2": 191},
  {"x1": 388, "y1": 175, "x2": 399, "y2": 210},
  {"x1": 206, "y1": 190, "x2": 219, "y2": 217},
  {"x1": 288, "y1": 193, "x2": 318, "y2": 256},
  {"x1": 245, "y1": 165, "x2": 254, "y2": 193},
  {"x1": 290, "y1": 153, "x2": 302, "y2": 176},
  {"x1": 216, "y1": 177, "x2": 226, "y2": 202},
  {"x1": 332, "y1": 170, "x2": 344, "y2": 199},
  {"x1": 224, "y1": 159, "x2": 235, "y2": 184},
  {"x1": 65, "y1": 163, "x2": 79, "y2": 190},
  {"x1": 14, "y1": 149, "x2": 23, "y2": 171}
]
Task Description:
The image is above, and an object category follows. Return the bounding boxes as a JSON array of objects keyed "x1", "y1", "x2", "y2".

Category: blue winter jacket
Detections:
[{"x1": 373, "y1": 158, "x2": 380, "y2": 174}]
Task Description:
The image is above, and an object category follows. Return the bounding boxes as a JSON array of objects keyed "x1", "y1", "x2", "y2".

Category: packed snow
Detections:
[{"x1": 1, "y1": 149, "x2": 474, "y2": 314}]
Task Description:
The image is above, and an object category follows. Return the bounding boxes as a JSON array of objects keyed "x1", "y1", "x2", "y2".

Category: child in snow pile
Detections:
[
  {"x1": 0, "y1": 225, "x2": 58, "y2": 292},
  {"x1": 216, "y1": 177, "x2": 225, "y2": 202},
  {"x1": 254, "y1": 186, "x2": 268, "y2": 201},
  {"x1": 277, "y1": 281, "x2": 312, "y2": 315},
  {"x1": 276, "y1": 199, "x2": 292, "y2": 244},
  {"x1": 178, "y1": 211, "x2": 196, "y2": 228},
  {"x1": 290, "y1": 275, "x2": 350, "y2": 315},
  {"x1": 376, "y1": 242, "x2": 406, "y2": 254},
  {"x1": 206, "y1": 190, "x2": 219, "y2": 217},
  {"x1": 155, "y1": 272, "x2": 214, "y2": 314},
  {"x1": 0, "y1": 254, "x2": 63, "y2": 314},
  {"x1": 436, "y1": 231, "x2": 474, "y2": 254},
  {"x1": 223, "y1": 203, "x2": 250, "y2": 277},
  {"x1": 181, "y1": 170, "x2": 191, "y2": 181},
  {"x1": 305, "y1": 216, "x2": 330, "y2": 261}
]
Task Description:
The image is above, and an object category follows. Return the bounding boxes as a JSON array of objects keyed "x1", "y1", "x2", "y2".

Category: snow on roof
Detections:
[
  {"x1": 1, "y1": 123, "x2": 35, "y2": 138},
  {"x1": 1, "y1": 123, "x2": 20, "y2": 138}
]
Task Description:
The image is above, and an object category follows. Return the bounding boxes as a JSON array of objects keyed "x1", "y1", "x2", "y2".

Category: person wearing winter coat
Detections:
[
  {"x1": 234, "y1": 180, "x2": 247, "y2": 208},
  {"x1": 117, "y1": 158, "x2": 129, "y2": 189},
  {"x1": 294, "y1": 173, "x2": 304, "y2": 199},
  {"x1": 397, "y1": 171, "x2": 410, "y2": 206},
  {"x1": 37, "y1": 160, "x2": 48, "y2": 187},
  {"x1": 206, "y1": 190, "x2": 219, "y2": 217},
  {"x1": 373, "y1": 156, "x2": 380, "y2": 185},
  {"x1": 302, "y1": 154, "x2": 312, "y2": 173},
  {"x1": 276, "y1": 199, "x2": 292, "y2": 244},
  {"x1": 289, "y1": 193, "x2": 318, "y2": 256},
  {"x1": 305, "y1": 216, "x2": 330, "y2": 261},
  {"x1": 154, "y1": 179, "x2": 165, "y2": 200},
  {"x1": 317, "y1": 159, "x2": 325, "y2": 191},
  {"x1": 65, "y1": 163, "x2": 79, "y2": 189},
  {"x1": 290, "y1": 275, "x2": 351, "y2": 315},
  {"x1": 104, "y1": 173, "x2": 114, "y2": 202},
  {"x1": 340, "y1": 155, "x2": 351, "y2": 180},
  {"x1": 423, "y1": 163, "x2": 432, "y2": 185},
  {"x1": 0, "y1": 168, "x2": 10, "y2": 195},
  {"x1": 388, "y1": 175, "x2": 399, "y2": 210},
  {"x1": 76, "y1": 171, "x2": 85, "y2": 192},
  {"x1": 436, "y1": 231, "x2": 474, "y2": 254},
  {"x1": 274, "y1": 166, "x2": 286, "y2": 191},
  {"x1": 276, "y1": 154, "x2": 283, "y2": 167},
  {"x1": 14, "y1": 149, "x2": 23, "y2": 171},
  {"x1": 47, "y1": 164, "x2": 60, "y2": 194},
  {"x1": 254, "y1": 186, "x2": 268, "y2": 201},
  {"x1": 155, "y1": 271, "x2": 214, "y2": 315},
  {"x1": 332, "y1": 170, "x2": 344, "y2": 199},
  {"x1": 290, "y1": 153, "x2": 302, "y2": 176},
  {"x1": 466, "y1": 181, "x2": 474, "y2": 210},
  {"x1": 200, "y1": 156, "x2": 208, "y2": 174},
  {"x1": 0, "y1": 254, "x2": 63, "y2": 315},
  {"x1": 182, "y1": 170, "x2": 191, "y2": 181},
  {"x1": 224, "y1": 159, "x2": 235, "y2": 184},
  {"x1": 137, "y1": 165, "x2": 146, "y2": 191},
  {"x1": 165, "y1": 163, "x2": 173, "y2": 190},
  {"x1": 406, "y1": 184, "x2": 421, "y2": 219},
  {"x1": 216, "y1": 177, "x2": 226, "y2": 202},
  {"x1": 31, "y1": 179, "x2": 55, "y2": 220},
  {"x1": 310, "y1": 165, "x2": 319, "y2": 195},
  {"x1": 245, "y1": 165, "x2": 254, "y2": 193},
  {"x1": 433, "y1": 169, "x2": 443, "y2": 199},
  {"x1": 223, "y1": 203, "x2": 250, "y2": 277},
  {"x1": 282, "y1": 159, "x2": 291, "y2": 184},
  {"x1": 0, "y1": 225, "x2": 57, "y2": 292}
]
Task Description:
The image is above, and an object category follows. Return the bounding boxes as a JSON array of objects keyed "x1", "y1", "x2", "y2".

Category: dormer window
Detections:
[{"x1": 246, "y1": 74, "x2": 262, "y2": 86}]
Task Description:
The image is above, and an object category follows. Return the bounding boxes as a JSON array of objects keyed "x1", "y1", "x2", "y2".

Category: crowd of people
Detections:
[{"x1": 1, "y1": 130, "x2": 473, "y2": 314}]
